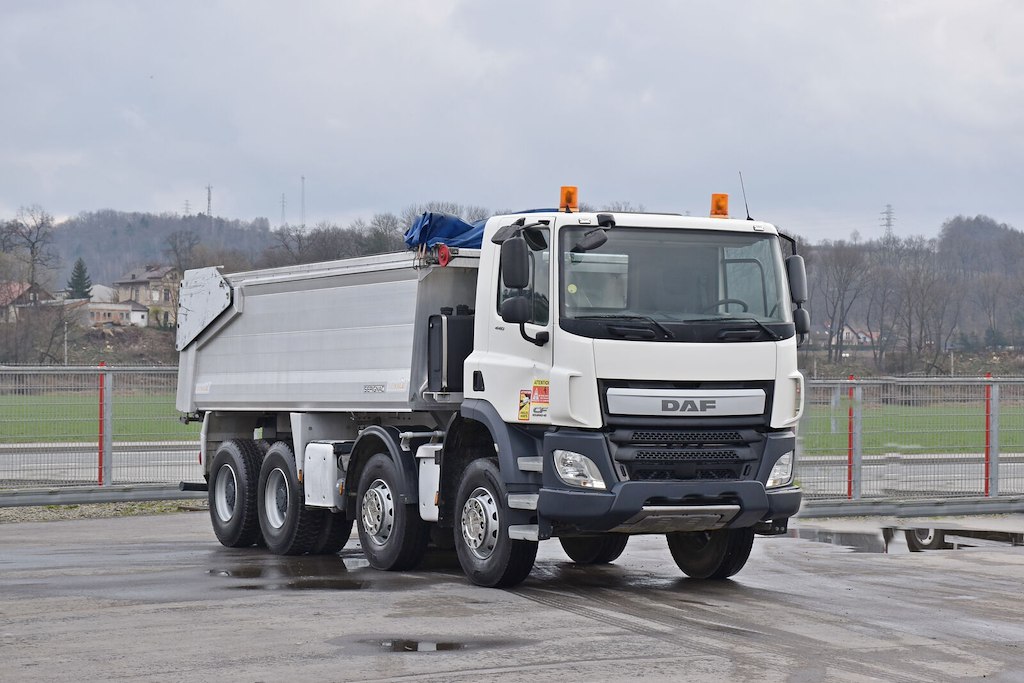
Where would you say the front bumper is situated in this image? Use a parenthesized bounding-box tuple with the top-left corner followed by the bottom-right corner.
(538, 480, 801, 533)
(537, 427, 801, 534)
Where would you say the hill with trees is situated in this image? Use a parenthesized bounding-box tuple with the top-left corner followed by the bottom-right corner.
(5, 199, 1024, 374)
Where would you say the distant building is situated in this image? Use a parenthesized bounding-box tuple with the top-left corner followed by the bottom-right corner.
(87, 300, 149, 327)
(112, 265, 180, 328)
(89, 284, 117, 303)
(0, 282, 55, 323)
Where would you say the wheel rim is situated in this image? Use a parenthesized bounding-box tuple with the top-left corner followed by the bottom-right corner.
(214, 464, 237, 523)
(263, 467, 288, 530)
(461, 486, 500, 561)
(913, 529, 936, 545)
(361, 478, 395, 546)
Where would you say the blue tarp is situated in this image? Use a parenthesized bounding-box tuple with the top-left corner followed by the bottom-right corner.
(403, 209, 562, 251)
(404, 212, 485, 250)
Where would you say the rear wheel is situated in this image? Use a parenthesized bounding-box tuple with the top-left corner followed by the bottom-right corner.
(257, 442, 323, 555)
(208, 439, 263, 548)
(905, 528, 949, 551)
(667, 528, 754, 579)
(311, 512, 354, 555)
(454, 458, 537, 587)
(356, 454, 429, 570)
(559, 534, 629, 565)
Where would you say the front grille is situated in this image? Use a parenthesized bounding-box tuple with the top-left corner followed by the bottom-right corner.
(611, 425, 765, 483)
(628, 430, 744, 444)
(635, 449, 739, 462)
(631, 467, 743, 481)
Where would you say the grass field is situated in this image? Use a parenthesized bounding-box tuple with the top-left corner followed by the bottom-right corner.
(4, 391, 1024, 454)
(801, 402, 1024, 454)
(0, 392, 199, 443)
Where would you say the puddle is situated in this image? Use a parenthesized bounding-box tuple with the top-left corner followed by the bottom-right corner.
(328, 635, 528, 654)
(228, 578, 367, 591)
(375, 639, 466, 652)
(795, 526, 1024, 554)
(792, 528, 894, 553)
(208, 553, 370, 591)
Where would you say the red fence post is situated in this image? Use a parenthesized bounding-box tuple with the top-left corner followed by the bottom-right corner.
(847, 374, 854, 499)
(984, 371, 992, 497)
(98, 361, 106, 485)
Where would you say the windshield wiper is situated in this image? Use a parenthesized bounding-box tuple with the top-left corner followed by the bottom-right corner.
(724, 321, 778, 342)
(681, 316, 783, 341)
(574, 314, 674, 339)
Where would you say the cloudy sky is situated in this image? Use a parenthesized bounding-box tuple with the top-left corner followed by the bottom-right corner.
(1, 1, 1022, 243)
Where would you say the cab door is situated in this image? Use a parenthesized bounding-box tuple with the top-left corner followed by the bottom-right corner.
(471, 223, 553, 425)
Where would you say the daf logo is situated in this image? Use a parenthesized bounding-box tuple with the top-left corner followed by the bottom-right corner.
(662, 399, 716, 412)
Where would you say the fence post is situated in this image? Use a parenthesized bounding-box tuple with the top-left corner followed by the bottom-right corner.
(847, 375, 855, 499)
(98, 363, 114, 486)
(98, 362, 105, 485)
(989, 375, 1000, 497)
(852, 382, 863, 500)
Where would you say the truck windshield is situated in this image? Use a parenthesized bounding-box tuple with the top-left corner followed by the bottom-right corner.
(558, 226, 794, 343)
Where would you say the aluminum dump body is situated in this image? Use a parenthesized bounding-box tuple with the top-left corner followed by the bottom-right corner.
(175, 251, 480, 414)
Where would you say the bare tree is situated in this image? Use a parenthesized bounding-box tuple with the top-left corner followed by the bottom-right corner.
(264, 224, 313, 266)
(815, 239, 866, 362)
(366, 212, 404, 254)
(971, 271, 1006, 338)
(601, 201, 646, 212)
(862, 237, 903, 372)
(163, 230, 201, 274)
(8, 205, 59, 290)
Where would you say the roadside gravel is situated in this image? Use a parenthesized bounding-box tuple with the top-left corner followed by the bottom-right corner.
(0, 499, 208, 524)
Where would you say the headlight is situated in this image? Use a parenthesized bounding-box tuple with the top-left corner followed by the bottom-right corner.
(552, 450, 606, 490)
(767, 451, 794, 489)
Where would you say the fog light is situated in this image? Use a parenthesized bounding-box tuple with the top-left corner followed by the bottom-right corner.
(767, 451, 794, 489)
(552, 450, 606, 490)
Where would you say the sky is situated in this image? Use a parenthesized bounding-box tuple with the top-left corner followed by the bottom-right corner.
(1, 1, 1022, 244)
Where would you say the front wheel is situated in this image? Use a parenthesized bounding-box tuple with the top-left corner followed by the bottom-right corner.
(356, 454, 429, 570)
(667, 528, 754, 579)
(559, 534, 629, 565)
(257, 442, 323, 555)
(454, 458, 537, 587)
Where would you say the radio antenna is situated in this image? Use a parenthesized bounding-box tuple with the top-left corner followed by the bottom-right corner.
(739, 171, 752, 221)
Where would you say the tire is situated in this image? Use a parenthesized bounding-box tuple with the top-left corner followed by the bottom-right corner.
(208, 439, 263, 548)
(454, 458, 537, 588)
(667, 528, 755, 579)
(356, 453, 429, 571)
(905, 528, 948, 551)
(257, 442, 323, 555)
(560, 534, 629, 565)
(311, 512, 354, 555)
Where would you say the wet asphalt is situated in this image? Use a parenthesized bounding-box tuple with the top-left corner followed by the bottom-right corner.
(2, 512, 1024, 682)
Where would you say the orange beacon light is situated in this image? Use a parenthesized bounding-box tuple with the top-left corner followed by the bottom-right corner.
(710, 193, 729, 218)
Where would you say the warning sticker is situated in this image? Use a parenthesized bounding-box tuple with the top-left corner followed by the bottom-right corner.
(531, 380, 549, 419)
(518, 390, 532, 421)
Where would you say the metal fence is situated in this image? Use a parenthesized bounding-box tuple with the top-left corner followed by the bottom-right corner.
(0, 365, 203, 505)
(800, 376, 1024, 516)
(2, 366, 1024, 515)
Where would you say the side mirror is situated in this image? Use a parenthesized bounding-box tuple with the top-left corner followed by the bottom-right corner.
(500, 296, 531, 324)
(794, 307, 810, 336)
(501, 236, 530, 289)
(786, 254, 807, 304)
(570, 229, 608, 253)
